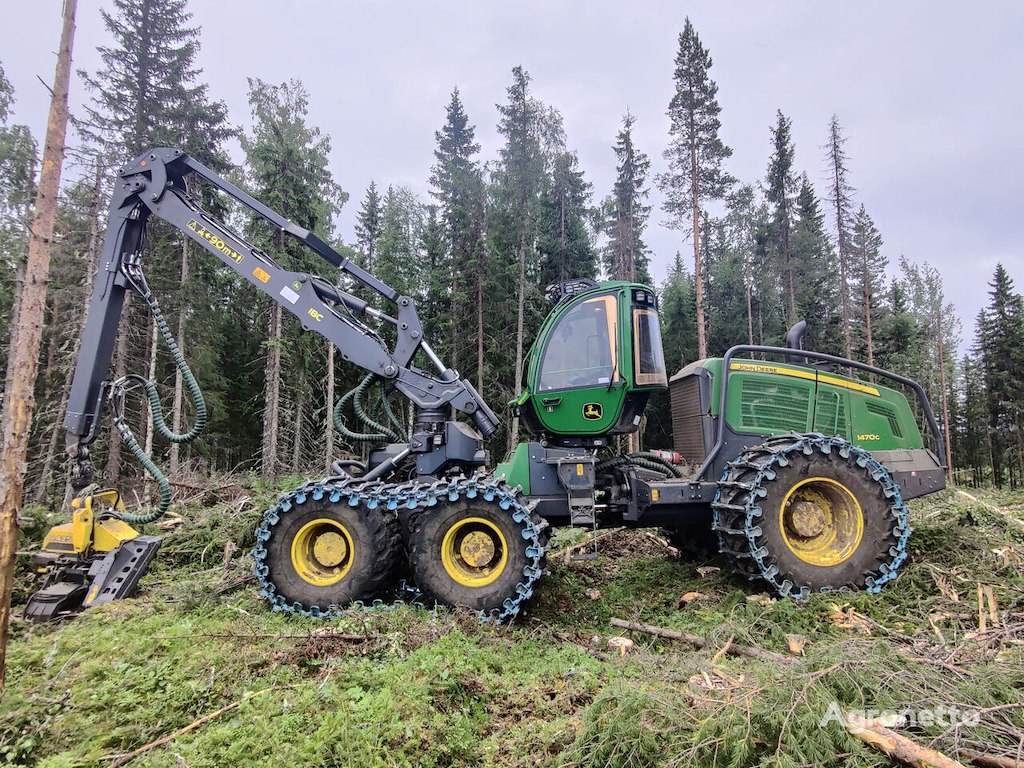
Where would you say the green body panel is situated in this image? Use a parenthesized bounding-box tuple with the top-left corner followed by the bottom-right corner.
(495, 443, 531, 494)
(521, 281, 666, 437)
(695, 358, 923, 451)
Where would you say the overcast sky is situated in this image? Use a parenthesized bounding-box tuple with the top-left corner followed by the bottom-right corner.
(3, 1, 1022, 354)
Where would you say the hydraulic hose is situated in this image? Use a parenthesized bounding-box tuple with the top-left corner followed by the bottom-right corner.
(333, 374, 389, 443)
(353, 374, 403, 443)
(110, 289, 207, 525)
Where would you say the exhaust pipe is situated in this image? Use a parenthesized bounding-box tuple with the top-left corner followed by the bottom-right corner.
(784, 320, 807, 365)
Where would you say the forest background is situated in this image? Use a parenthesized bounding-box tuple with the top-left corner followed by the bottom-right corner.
(1, 0, 1022, 506)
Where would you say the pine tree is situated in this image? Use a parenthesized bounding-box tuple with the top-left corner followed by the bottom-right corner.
(354, 181, 383, 269)
(658, 19, 733, 359)
(603, 111, 652, 283)
(242, 78, 345, 478)
(824, 115, 856, 358)
(848, 205, 887, 365)
(765, 110, 798, 328)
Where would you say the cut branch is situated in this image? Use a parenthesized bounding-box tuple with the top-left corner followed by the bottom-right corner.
(609, 617, 796, 665)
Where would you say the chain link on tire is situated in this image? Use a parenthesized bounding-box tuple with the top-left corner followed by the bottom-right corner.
(252, 474, 547, 622)
(712, 433, 911, 599)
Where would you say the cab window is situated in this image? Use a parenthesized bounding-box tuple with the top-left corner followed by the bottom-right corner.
(633, 308, 667, 386)
(538, 295, 617, 391)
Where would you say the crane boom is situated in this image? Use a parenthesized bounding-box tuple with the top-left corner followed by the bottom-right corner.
(64, 147, 498, 487)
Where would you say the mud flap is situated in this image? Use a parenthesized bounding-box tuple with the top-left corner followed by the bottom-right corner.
(83, 535, 162, 608)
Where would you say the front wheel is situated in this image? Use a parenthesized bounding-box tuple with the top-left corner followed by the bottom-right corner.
(713, 434, 911, 599)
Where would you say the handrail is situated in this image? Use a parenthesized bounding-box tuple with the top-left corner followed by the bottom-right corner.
(692, 345, 947, 482)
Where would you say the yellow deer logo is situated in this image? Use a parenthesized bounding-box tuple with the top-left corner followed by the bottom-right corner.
(583, 402, 603, 420)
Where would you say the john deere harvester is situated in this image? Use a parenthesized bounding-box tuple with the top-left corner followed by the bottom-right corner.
(26, 148, 946, 621)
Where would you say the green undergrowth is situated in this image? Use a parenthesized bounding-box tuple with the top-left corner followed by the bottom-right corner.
(3, 486, 1022, 767)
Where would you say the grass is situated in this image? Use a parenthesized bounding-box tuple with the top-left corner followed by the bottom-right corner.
(3, 483, 1023, 767)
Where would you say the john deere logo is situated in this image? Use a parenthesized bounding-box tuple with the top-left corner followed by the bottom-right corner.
(583, 402, 603, 420)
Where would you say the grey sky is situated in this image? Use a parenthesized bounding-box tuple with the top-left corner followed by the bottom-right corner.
(3, 1, 1022, 354)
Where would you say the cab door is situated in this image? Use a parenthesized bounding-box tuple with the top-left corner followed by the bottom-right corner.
(530, 293, 626, 436)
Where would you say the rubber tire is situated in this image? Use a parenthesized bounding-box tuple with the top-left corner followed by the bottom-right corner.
(263, 498, 402, 610)
(747, 448, 897, 592)
(407, 497, 533, 612)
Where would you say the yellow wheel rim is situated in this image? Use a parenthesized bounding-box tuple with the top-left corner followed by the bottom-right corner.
(440, 517, 508, 587)
(779, 477, 864, 567)
(290, 518, 354, 586)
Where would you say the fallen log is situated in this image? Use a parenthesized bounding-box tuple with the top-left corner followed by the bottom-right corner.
(843, 714, 967, 768)
(609, 617, 796, 665)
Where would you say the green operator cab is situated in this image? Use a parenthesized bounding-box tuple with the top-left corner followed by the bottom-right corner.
(514, 280, 668, 444)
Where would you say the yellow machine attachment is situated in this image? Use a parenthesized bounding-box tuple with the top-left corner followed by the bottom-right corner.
(26, 488, 162, 621)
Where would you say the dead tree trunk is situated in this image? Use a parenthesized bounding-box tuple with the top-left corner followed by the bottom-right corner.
(169, 238, 189, 476)
(0, 0, 77, 691)
(324, 341, 334, 473)
(261, 303, 283, 478)
(509, 230, 527, 452)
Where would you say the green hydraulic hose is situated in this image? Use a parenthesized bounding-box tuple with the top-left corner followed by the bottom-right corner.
(333, 374, 389, 443)
(379, 383, 408, 439)
(112, 290, 207, 525)
(353, 374, 403, 443)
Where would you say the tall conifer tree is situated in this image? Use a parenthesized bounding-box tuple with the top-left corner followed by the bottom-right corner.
(658, 18, 733, 359)
(604, 112, 652, 283)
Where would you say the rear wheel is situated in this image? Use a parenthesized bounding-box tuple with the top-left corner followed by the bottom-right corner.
(713, 434, 911, 598)
(406, 480, 547, 617)
(260, 495, 402, 611)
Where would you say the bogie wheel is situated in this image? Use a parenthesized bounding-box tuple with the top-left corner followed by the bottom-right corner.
(713, 434, 911, 599)
(257, 492, 402, 613)
(406, 480, 547, 618)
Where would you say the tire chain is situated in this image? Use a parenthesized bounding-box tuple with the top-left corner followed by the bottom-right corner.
(711, 433, 912, 599)
(252, 473, 547, 623)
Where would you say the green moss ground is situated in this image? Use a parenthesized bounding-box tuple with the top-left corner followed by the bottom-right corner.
(3, 484, 1022, 767)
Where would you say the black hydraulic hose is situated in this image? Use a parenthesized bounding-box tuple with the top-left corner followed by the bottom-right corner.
(596, 455, 674, 478)
(630, 452, 686, 478)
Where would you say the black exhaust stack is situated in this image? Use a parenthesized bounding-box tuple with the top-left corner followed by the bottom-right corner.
(784, 320, 807, 365)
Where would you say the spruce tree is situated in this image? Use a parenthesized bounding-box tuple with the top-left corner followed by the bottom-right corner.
(78, 0, 231, 484)
(792, 175, 841, 354)
(765, 110, 798, 328)
(491, 66, 546, 449)
(848, 205, 887, 365)
(603, 111, 652, 283)
(354, 181, 383, 269)
(974, 264, 1024, 487)
(538, 150, 597, 287)
(242, 78, 345, 478)
(824, 115, 856, 358)
(429, 89, 486, 384)
(0, 65, 38, 396)
(658, 17, 733, 359)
